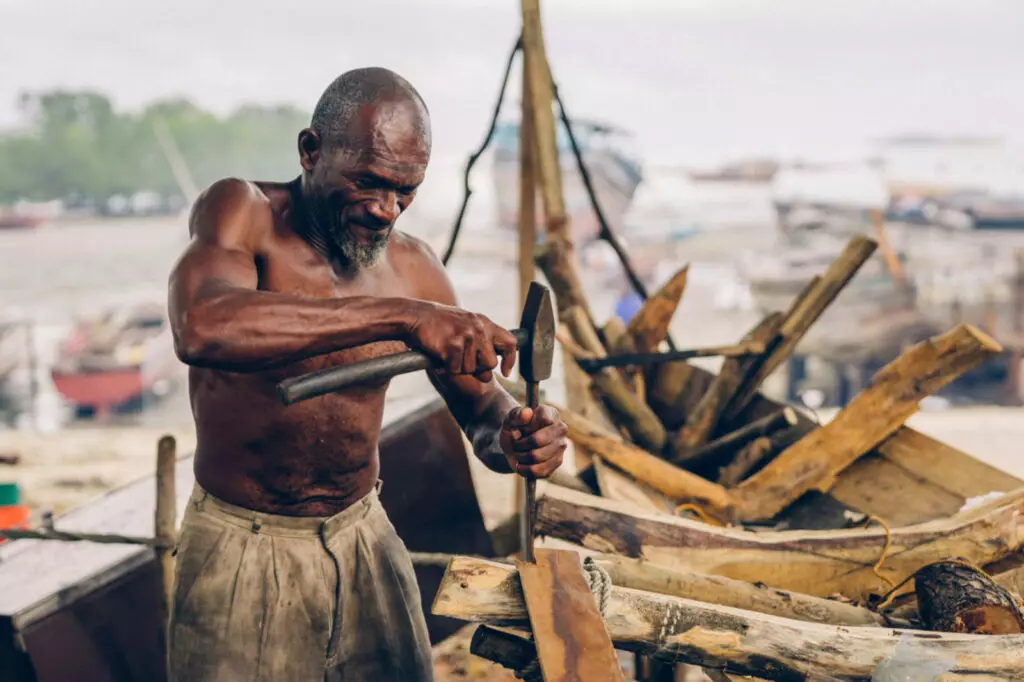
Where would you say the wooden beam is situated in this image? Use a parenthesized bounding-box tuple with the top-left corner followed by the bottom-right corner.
(517, 549, 624, 682)
(434, 556, 1024, 681)
(733, 324, 1003, 521)
(532, 483, 1024, 603)
(626, 264, 689, 353)
(517, 58, 538, 313)
(561, 409, 733, 513)
(722, 236, 879, 423)
(675, 313, 783, 455)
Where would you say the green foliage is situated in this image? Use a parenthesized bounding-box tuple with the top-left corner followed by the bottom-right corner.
(0, 89, 310, 205)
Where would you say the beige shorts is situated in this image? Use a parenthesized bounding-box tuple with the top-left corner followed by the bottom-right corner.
(168, 482, 433, 682)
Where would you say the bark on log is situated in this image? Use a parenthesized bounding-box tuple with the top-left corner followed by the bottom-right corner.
(560, 410, 733, 514)
(675, 313, 783, 455)
(722, 235, 879, 423)
(626, 265, 689, 353)
(673, 408, 797, 470)
(532, 482, 1024, 603)
(434, 556, 1024, 681)
(915, 561, 1024, 634)
(733, 324, 1002, 521)
(594, 555, 893, 627)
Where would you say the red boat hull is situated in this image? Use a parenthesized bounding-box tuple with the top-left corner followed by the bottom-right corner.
(51, 368, 145, 411)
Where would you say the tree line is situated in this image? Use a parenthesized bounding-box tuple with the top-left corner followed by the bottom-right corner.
(0, 90, 310, 207)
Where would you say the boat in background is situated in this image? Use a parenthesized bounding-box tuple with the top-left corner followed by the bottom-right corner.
(0, 211, 45, 230)
(491, 115, 644, 247)
(50, 302, 179, 420)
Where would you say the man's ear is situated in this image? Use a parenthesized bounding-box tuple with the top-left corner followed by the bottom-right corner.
(298, 128, 321, 172)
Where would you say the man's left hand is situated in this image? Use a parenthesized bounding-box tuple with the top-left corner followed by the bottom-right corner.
(499, 405, 568, 479)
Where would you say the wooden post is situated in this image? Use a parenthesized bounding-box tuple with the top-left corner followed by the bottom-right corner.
(155, 435, 177, 672)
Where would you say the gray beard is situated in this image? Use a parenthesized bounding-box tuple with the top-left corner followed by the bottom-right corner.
(336, 228, 389, 269)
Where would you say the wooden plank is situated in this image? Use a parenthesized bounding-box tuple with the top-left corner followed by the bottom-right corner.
(626, 264, 689, 353)
(733, 324, 1003, 521)
(829, 453, 965, 526)
(533, 483, 1024, 602)
(435, 556, 1024, 681)
(517, 549, 624, 682)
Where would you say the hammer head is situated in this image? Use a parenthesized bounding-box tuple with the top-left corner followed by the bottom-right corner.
(518, 282, 555, 383)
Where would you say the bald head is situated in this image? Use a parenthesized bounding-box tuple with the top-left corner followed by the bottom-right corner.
(310, 67, 431, 153)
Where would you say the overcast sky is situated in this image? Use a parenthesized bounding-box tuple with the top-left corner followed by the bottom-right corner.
(1, 0, 1021, 167)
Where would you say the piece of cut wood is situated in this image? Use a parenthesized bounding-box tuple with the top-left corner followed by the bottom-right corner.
(561, 409, 733, 513)
(593, 555, 893, 627)
(723, 236, 879, 423)
(434, 555, 1024, 681)
(626, 264, 689, 353)
(593, 459, 675, 514)
(675, 408, 797, 470)
(716, 423, 809, 488)
(915, 561, 1024, 635)
(675, 313, 783, 455)
(733, 324, 1003, 521)
(532, 483, 1024, 603)
(602, 317, 643, 396)
(646, 361, 699, 430)
(517, 549, 625, 682)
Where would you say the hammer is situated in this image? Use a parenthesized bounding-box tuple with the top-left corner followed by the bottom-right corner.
(276, 282, 556, 561)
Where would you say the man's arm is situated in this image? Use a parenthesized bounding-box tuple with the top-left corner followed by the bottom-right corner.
(405, 237, 566, 478)
(168, 179, 424, 372)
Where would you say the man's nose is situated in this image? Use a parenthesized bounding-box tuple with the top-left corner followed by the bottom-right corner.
(366, 191, 399, 226)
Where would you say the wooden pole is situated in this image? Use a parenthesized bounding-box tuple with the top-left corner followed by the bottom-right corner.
(155, 435, 177, 672)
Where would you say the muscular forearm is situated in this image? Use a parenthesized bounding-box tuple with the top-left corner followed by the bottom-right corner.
(173, 287, 419, 372)
(444, 382, 520, 474)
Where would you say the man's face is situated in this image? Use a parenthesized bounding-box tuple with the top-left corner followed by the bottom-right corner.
(302, 101, 429, 268)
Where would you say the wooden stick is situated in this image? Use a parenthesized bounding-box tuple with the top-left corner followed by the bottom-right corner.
(716, 424, 809, 487)
(532, 483, 1024, 603)
(592, 555, 895, 627)
(675, 313, 783, 454)
(155, 434, 177, 673)
(517, 59, 538, 311)
(434, 556, 1024, 681)
(673, 408, 797, 469)
(646, 360, 699, 431)
(626, 264, 689, 353)
(733, 324, 1003, 521)
(723, 235, 879, 423)
(560, 410, 733, 513)
(517, 549, 625, 681)
(601, 317, 643, 396)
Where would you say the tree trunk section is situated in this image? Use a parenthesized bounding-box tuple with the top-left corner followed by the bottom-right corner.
(916, 561, 1024, 634)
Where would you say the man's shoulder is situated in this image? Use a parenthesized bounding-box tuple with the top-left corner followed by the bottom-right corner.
(389, 231, 456, 304)
(188, 178, 275, 247)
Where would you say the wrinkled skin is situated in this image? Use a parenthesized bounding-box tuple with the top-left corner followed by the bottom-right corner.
(169, 95, 567, 516)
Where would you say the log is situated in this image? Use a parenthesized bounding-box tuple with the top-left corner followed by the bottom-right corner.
(434, 555, 1024, 681)
(646, 360, 699, 430)
(592, 459, 675, 514)
(733, 324, 1003, 521)
(517, 549, 624, 682)
(593, 555, 893, 627)
(558, 314, 668, 453)
(716, 423, 808, 487)
(470, 626, 540, 680)
(674, 408, 797, 470)
(533, 482, 1024, 603)
(560, 410, 733, 513)
(722, 235, 879, 423)
(915, 561, 1024, 635)
(675, 313, 783, 455)
(626, 264, 689, 353)
(517, 60, 538, 313)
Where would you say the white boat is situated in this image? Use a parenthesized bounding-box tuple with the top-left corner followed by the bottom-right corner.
(490, 116, 644, 247)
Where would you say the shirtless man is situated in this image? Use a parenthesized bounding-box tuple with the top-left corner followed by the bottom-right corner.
(166, 67, 567, 682)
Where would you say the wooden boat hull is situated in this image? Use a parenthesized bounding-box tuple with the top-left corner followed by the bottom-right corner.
(0, 398, 494, 682)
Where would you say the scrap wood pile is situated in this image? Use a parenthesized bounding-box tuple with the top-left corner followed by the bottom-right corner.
(433, 233, 1024, 681)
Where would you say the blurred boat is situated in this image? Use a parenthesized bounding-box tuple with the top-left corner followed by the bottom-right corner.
(0, 212, 44, 230)
(50, 302, 178, 419)
(491, 116, 644, 247)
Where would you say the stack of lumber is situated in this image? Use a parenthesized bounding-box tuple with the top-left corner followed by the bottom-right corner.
(433, 233, 1024, 680)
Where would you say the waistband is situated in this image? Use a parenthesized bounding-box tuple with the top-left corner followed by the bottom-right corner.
(187, 480, 384, 538)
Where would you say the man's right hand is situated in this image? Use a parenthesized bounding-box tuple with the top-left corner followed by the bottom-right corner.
(406, 303, 518, 382)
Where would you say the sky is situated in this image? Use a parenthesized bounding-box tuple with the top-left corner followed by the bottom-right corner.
(1, 0, 1022, 168)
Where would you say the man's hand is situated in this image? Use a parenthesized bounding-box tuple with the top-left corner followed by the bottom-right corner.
(407, 302, 518, 383)
(499, 405, 568, 479)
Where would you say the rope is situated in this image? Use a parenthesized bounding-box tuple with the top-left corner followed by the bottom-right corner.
(440, 34, 522, 266)
(674, 503, 722, 527)
(863, 515, 896, 588)
(582, 556, 613, 616)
